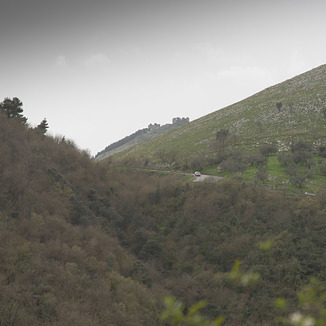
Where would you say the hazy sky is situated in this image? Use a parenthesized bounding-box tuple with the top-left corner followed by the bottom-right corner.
(1, 0, 326, 155)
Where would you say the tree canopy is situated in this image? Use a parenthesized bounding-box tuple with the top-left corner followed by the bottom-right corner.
(36, 118, 49, 134)
(0, 97, 27, 124)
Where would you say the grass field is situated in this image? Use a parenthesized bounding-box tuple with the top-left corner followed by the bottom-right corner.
(201, 154, 326, 194)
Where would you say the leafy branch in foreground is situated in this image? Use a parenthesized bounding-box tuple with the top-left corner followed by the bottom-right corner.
(161, 297, 225, 326)
(162, 239, 326, 326)
(224, 259, 260, 287)
(161, 259, 260, 325)
(276, 277, 326, 326)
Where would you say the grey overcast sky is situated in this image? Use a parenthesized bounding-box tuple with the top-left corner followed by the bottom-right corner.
(1, 0, 326, 155)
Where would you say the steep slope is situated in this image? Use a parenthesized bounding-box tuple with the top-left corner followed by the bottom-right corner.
(0, 112, 162, 325)
(113, 64, 326, 167)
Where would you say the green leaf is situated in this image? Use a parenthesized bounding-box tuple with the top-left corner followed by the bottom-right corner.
(259, 239, 274, 251)
(275, 297, 287, 311)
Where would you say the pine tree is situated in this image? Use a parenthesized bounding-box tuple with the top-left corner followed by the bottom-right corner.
(36, 118, 49, 134)
(0, 97, 27, 124)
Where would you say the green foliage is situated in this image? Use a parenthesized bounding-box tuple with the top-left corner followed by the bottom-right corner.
(0, 97, 27, 124)
(276, 101, 283, 112)
(220, 150, 248, 173)
(290, 174, 307, 188)
(320, 163, 326, 176)
(291, 141, 313, 154)
(36, 118, 49, 134)
(224, 259, 260, 287)
(291, 140, 313, 164)
(215, 129, 230, 142)
(254, 166, 268, 183)
(129, 260, 153, 287)
(190, 156, 206, 171)
(259, 239, 274, 251)
(279, 152, 294, 166)
(161, 258, 261, 325)
(318, 146, 326, 158)
(0, 111, 164, 325)
(260, 143, 278, 157)
(161, 297, 225, 326)
(277, 277, 326, 326)
(138, 238, 163, 260)
(148, 183, 161, 204)
(247, 152, 268, 168)
(322, 108, 326, 119)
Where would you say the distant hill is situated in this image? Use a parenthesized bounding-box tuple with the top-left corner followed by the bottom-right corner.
(95, 117, 189, 160)
(111, 64, 326, 168)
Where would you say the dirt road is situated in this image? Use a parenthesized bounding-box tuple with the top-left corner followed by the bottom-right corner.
(192, 174, 223, 183)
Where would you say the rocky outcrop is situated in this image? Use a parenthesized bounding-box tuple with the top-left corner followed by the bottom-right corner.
(95, 117, 189, 160)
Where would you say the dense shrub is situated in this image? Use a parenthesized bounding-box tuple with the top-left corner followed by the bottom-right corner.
(190, 156, 206, 171)
(291, 140, 313, 163)
(320, 163, 326, 175)
(318, 146, 326, 158)
(259, 143, 278, 157)
(255, 166, 268, 183)
(220, 150, 248, 173)
(278, 152, 293, 166)
(247, 152, 268, 167)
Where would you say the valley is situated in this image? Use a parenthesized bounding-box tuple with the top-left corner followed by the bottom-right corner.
(1, 65, 326, 325)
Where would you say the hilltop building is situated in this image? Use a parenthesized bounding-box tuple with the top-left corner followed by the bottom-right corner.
(172, 117, 189, 124)
(148, 123, 161, 130)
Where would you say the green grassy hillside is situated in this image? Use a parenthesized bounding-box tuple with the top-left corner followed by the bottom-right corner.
(95, 118, 189, 160)
(113, 65, 326, 167)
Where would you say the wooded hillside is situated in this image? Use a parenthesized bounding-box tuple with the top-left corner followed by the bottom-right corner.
(2, 99, 326, 325)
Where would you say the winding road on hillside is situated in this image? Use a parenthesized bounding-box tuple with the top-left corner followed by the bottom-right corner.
(137, 168, 223, 182)
(192, 174, 223, 183)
